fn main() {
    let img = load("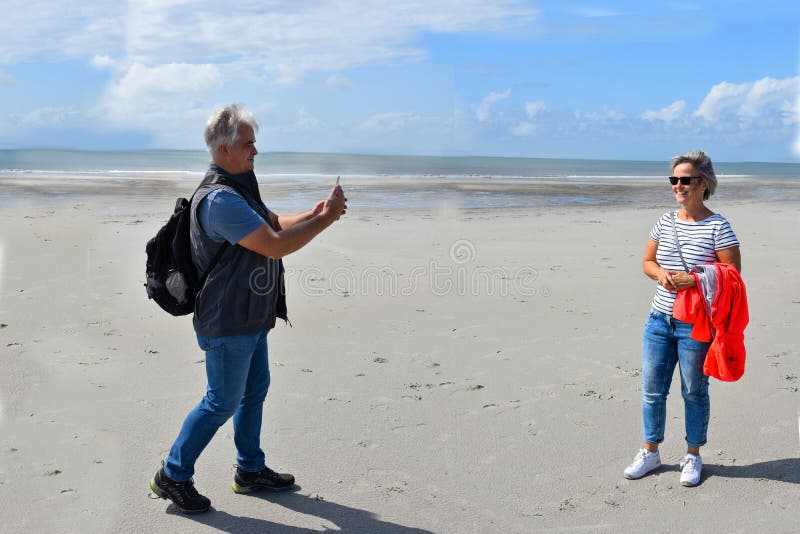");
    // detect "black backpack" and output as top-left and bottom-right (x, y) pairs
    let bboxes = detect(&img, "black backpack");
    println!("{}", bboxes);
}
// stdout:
(144, 183), (237, 316)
